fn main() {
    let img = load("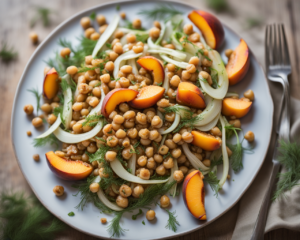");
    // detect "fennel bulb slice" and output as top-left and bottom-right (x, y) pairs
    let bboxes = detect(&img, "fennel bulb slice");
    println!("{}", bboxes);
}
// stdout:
(36, 114), (62, 139)
(182, 143), (209, 172)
